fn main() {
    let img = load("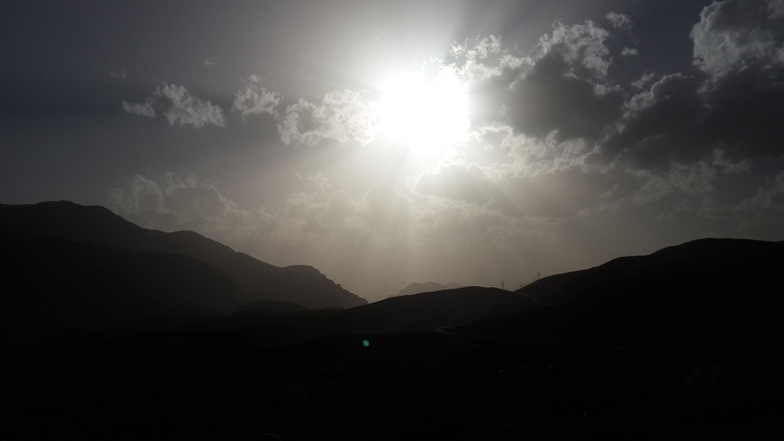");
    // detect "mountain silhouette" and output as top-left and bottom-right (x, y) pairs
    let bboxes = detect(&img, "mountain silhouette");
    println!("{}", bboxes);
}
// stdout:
(303, 286), (537, 336)
(393, 281), (463, 297)
(470, 238), (784, 343)
(0, 201), (367, 310)
(0, 231), (236, 347)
